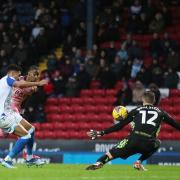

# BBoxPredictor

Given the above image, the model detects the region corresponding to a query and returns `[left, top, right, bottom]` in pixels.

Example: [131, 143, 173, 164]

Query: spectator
[114, 81, 132, 106]
[106, 23, 120, 42]
[137, 13, 149, 34]
[65, 76, 79, 97]
[132, 81, 145, 105]
[142, 0, 156, 21]
[47, 54, 57, 73]
[131, 58, 143, 79]
[116, 44, 129, 63]
[0, 49, 9, 77]
[34, 29, 48, 56]
[34, 2, 45, 21]
[85, 59, 98, 79]
[59, 57, 74, 80]
[148, 83, 160, 105]
[12, 40, 28, 66]
[24, 106, 36, 122]
[164, 68, 179, 88]
[110, 56, 124, 80]
[73, 48, 84, 63]
[149, 12, 165, 33]
[161, 32, 177, 56]
[40, 9, 52, 27]
[150, 58, 164, 87]
[149, 33, 162, 57]
[127, 15, 139, 33]
[32, 23, 44, 39]
[51, 70, 66, 96]
[124, 60, 133, 80]
[98, 66, 116, 89]
[34, 105, 46, 123]
[85, 49, 95, 63]
[111, 0, 124, 25]
[161, 3, 172, 26]
[76, 64, 91, 89]
[127, 40, 143, 59]
[130, 0, 142, 15]
[106, 41, 117, 63]
[72, 0, 86, 23]
[122, 33, 133, 49]
[96, 23, 107, 44]
[136, 66, 152, 86]
[74, 21, 86, 48]
[1, 35, 13, 56]
[166, 50, 180, 71]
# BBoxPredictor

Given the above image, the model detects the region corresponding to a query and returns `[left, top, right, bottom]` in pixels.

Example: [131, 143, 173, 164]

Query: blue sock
[26, 128, 35, 155]
[8, 134, 31, 159]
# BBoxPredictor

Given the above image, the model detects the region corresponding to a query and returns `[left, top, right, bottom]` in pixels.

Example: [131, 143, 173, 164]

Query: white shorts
[0, 111, 23, 134]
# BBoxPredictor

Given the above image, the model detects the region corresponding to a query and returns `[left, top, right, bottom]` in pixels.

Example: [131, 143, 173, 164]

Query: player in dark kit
[86, 91, 180, 171]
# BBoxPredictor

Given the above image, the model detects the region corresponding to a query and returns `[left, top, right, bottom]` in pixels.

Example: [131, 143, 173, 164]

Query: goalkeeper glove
[87, 129, 105, 140]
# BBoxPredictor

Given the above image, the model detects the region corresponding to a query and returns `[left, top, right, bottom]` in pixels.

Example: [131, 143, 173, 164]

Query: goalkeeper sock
[96, 154, 111, 164]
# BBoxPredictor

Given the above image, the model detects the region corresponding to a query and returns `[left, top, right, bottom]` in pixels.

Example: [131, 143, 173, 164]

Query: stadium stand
[0, 0, 180, 140]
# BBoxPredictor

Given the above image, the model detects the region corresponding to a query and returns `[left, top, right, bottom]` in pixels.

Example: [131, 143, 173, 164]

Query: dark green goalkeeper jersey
[103, 105, 180, 138]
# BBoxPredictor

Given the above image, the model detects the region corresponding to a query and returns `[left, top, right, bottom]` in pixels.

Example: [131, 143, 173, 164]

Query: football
[112, 106, 128, 121]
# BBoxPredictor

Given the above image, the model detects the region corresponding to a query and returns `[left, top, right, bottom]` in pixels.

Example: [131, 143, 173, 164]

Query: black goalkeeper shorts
[109, 134, 161, 159]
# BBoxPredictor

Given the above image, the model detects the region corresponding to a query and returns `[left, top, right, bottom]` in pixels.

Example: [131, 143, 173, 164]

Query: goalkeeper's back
[103, 91, 180, 137]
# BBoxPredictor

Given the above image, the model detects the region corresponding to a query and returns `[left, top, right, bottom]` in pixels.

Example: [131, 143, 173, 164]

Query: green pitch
[0, 164, 180, 180]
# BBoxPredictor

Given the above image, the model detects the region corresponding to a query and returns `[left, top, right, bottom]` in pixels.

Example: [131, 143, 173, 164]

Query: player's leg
[86, 138, 134, 170]
[1, 112, 33, 168]
[134, 139, 161, 171]
[19, 119, 44, 166]
[2, 124, 31, 168]
[133, 139, 161, 171]
[20, 119, 36, 160]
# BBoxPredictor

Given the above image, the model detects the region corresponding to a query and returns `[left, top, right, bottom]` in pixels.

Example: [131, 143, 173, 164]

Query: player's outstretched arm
[13, 79, 47, 88]
[163, 112, 180, 130]
[87, 114, 133, 140]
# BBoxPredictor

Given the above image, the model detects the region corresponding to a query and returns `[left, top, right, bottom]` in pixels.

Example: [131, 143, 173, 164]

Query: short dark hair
[142, 91, 155, 104]
[7, 64, 22, 72]
[28, 65, 39, 72]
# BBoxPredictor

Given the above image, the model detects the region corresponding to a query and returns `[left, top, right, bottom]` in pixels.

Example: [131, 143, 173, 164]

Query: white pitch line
[81, 176, 180, 180]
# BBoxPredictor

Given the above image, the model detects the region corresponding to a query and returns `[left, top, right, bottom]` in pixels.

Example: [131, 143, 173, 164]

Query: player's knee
[29, 126, 35, 133]
[108, 149, 120, 159]
[109, 148, 127, 159]
[21, 133, 31, 139]
[106, 152, 114, 159]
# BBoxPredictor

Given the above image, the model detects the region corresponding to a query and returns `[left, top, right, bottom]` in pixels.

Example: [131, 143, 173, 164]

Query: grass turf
[0, 164, 180, 180]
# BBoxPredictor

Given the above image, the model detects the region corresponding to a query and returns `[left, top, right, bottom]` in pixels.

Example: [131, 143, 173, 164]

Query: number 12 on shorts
[140, 110, 158, 126]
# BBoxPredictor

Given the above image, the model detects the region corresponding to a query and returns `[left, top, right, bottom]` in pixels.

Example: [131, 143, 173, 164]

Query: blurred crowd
[0, 0, 179, 122]
[0, 0, 86, 75]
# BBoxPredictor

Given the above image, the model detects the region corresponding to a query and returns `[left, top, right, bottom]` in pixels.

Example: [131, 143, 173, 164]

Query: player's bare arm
[13, 79, 47, 88]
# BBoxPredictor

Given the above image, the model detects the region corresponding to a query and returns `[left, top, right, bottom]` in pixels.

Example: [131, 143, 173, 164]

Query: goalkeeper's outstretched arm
[87, 113, 134, 139]
[103, 114, 133, 135]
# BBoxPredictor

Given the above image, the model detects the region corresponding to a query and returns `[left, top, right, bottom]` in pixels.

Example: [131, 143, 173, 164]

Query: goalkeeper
[86, 91, 180, 171]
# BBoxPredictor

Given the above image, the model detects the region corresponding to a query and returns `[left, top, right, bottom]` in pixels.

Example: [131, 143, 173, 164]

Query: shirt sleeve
[6, 76, 16, 87]
[162, 111, 180, 130]
[103, 108, 137, 135]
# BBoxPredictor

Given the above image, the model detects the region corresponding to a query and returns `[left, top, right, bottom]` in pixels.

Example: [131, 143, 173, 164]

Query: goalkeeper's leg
[86, 138, 134, 170]
[86, 152, 114, 170]
[133, 139, 161, 171]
